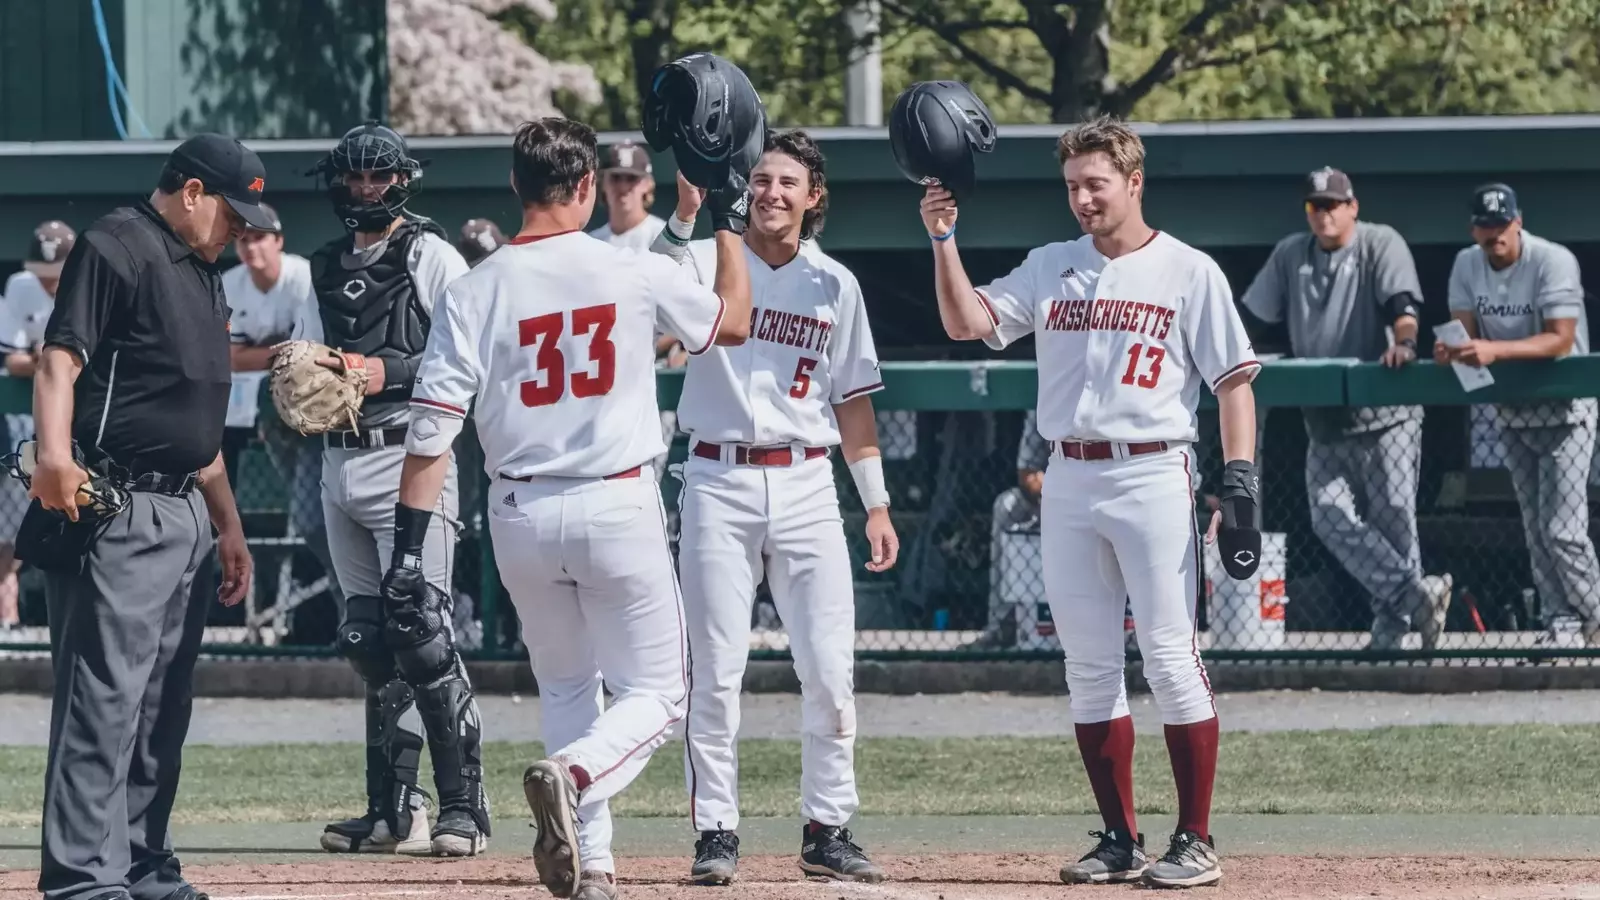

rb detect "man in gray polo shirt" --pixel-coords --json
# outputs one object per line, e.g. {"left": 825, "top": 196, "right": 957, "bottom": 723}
{"left": 1241, "top": 167, "right": 1453, "bottom": 651}
{"left": 1438, "top": 183, "right": 1600, "bottom": 648}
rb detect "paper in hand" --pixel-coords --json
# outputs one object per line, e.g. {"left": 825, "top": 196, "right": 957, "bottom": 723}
{"left": 1433, "top": 320, "right": 1494, "bottom": 392}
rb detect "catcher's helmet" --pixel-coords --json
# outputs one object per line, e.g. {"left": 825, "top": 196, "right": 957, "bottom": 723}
{"left": 642, "top": 52, "right": 767, "bottom": 191}
{"left": 888, "top": 81, "right": 997, "bottom": 202}
{"left": 310, "top": 122, "right": 426, "bottom": 233}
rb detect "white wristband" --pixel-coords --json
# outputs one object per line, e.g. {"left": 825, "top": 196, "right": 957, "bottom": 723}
{"left": 668, "top": 215, "right": 696, "bottom": 241}
{"left": 848, "top": 455, "right": 891, "bottom": 510}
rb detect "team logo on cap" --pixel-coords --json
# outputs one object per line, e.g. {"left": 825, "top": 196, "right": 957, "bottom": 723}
{"left": 1311, "top": 169, "right": 1331, "bottom": 192}
{"left": 249, "top": 177, "right": 264, "bottom": 192}
{"left": 38, "top": 239, "right": 62, "bottom": 262}
{"left": 1481, "top": 190, "right": 1503, "bottom": 212}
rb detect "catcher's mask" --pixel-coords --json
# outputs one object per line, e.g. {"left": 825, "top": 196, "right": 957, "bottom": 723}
{"left": 309, "top": 122, "right": 426, "bottom": 234}
{"left": 2, "top": 440, "right": 131, "bottom": 523}
{"left": 888, "top": 81, "right": 997, "bottom": 202}
{"left": 642, "top": 52, "right": 767, "bottom": 191}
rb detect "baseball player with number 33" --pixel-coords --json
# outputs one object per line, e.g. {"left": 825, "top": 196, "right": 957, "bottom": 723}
{"left": 919, "top": 115, "right": 1260, "bottom": 889}
{"left": 650, "top": 129, "right": 898, "bottom": 886}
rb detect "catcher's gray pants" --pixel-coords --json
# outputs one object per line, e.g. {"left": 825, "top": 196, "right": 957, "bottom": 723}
{"left": 39, "top": 491, "right": 212, "bottom": 900}
{"left": 1305, "top": 418, "right": 1425, "bottom": 634}
{"left": 321, "top": 445, "right": 460, "bottom": 597}
{"left": 1502, "top": 416, "right": 1600, "bottom": 626}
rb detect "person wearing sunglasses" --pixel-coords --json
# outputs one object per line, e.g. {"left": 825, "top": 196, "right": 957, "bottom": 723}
{"left": 1239, "top": 167, "right": 1453, "bottom": 653}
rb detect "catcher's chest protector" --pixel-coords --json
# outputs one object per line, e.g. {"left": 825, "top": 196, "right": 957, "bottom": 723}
{"left": 310, "top": 220, "right": 434, "bottom": 424}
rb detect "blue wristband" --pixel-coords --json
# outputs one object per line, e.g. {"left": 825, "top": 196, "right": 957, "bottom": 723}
{"left": 931, "top": 225, "right": 956, "bottom": 242}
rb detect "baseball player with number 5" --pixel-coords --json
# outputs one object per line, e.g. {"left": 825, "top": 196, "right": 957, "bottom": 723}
{"left": 650, "top": 129, "right": 899, "bottom": 885}
{"left": 917, "top": 113, "right": 1259, "bottom": 888}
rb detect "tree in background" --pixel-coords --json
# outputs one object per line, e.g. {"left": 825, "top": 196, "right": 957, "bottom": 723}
{"left": 503, "top": 0, "right": 1600, "bottom": 128}
{"left": 389, "top": 0, "right": 600, "bottom": 135}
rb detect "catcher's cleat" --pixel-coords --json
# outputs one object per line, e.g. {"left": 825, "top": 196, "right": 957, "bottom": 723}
{"left": 1142, "top": 830, "right": 1222, "bottom": 889}
{"left": 1060, "top": 829, "right": 1149, "bottom": 884}
{"left": 320, "top": 808, "right": 432, "bottom": 855}
{"left": 525, "top": 759, "right": 583, "bottom": 897}
{"left": 799, "top": 824, "right": 885, "bottom": 883}
{"left": 691, "top": 829, "right": 739, "bottom": 884}
{"left": 572, "top": 871, "right": 619, "bottom": 900}
{"left": 432, "top": 808, "right": 489, "bottom": 857}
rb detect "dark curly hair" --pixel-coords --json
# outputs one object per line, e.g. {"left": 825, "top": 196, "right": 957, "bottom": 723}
{"left": 763, "top": 129, "right": 828, "bottom": 240}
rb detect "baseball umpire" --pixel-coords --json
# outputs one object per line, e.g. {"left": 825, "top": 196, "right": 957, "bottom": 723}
{"left": 1239, "top": 167, "right": 1452, "bottom": 651}
{"left": 288, "top": 122, "right": 489, "bottom": 857}
{"left": 1439, "top": 183, "right": 1600, "bottom": 648}
{"left": 27, "top": 133, "right": 263, "bottom": 900}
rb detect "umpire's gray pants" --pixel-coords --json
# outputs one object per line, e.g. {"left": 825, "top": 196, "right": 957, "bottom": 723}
{"left": 1305, "top": 418, "right": 1424, "bottom": 633}
{"left": 39, "top": 491, "right": 212, "bottom": 900}
{"left": 321, "top": 445, "right": 460, "bottom": 598}
{"left": 1502, "top": 416, "right": 1600, "bottom": 626}
{"left": 987, "top": 487, "right": 1040, "bottom": 635}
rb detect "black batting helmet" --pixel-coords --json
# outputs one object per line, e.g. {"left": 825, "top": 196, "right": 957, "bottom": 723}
{"left": 310, "top": 121, "right": 426, "bottom": 233}
{"left": 888, "top": 81, "right": 997, "bottom": 202}
{"left": 642, "top": 52, "right": 767, "bottom": 192}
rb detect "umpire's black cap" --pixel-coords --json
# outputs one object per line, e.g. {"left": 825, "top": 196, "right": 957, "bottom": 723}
{"left": 1470, "top": 183, "right": 1520, "bottom": 227}
{"left": 165, "top": 133, "right": 280, "bottom": 233}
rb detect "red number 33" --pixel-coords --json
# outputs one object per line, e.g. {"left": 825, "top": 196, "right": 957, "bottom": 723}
{"left": 519, "top": 303, "right": 617, "bottom": 407}
{"left": 1120, "top": 342, "right": 1165, "bottom": 389}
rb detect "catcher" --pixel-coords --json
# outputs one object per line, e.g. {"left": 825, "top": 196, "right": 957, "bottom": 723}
{"left": 276, "top": 121, "right": 487, "bottom": 858}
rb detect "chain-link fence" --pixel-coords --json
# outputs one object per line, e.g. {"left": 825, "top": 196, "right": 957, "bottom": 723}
{"left": 4, "top": 360, "right": 1600, "bottom": 665}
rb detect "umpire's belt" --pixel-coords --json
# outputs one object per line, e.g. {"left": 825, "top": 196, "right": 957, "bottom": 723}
{"left": 97, "top": 467, "right": 196, "bottom": 497}
{"left": 1056, "top": 439, "right": 1169, "bottom": 461}
{"left": 692, "top": 440, "right": 828, "bottom": 467}
{"left": 325, "top": 427, "right": 410, "bottom": 451}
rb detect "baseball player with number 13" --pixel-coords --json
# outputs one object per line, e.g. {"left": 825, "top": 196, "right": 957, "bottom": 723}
{"left": 651, "top": 129, "right": 899, "bottom": 885}
{"left": 920, "top": 116, "right": 1260, "bottom": 889}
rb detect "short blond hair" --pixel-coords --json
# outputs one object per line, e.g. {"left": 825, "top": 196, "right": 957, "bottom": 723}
{"left": 1056, "top": 115, "right": 1145, "bottom": 177}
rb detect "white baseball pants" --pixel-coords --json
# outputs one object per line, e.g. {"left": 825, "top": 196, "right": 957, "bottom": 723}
{"left": 1043, "top": 443, "right": 1216, "bottom": 727}
{"left": 486, "top": 471, "right": 689, "bottom": 875}
{"left": 677, "top": 451, "right": 859, "bottom": 831}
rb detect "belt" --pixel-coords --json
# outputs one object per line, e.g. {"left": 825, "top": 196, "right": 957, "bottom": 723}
{"left": 325, "top": 427, "right": 410, "bottom": 451}
{"left": 501, "top": 466, "right": 642, "bottom": 483}
{"left": 692, "top": 441, "right": 828, "bottom": 467}
{"left": 102, "top": 469, "right": 197, "bottom": 497}
{"left": 1057, "top": 439, "right": 1170, "bottom": 461}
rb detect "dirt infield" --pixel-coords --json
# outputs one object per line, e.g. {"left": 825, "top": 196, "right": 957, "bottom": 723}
{"left": 5, "top": 855, "right": 1600, "bottom": 900}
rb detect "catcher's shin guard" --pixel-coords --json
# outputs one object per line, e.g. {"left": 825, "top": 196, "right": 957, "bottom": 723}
{"left": 416, "top": 667, "right": 492, "bottom": 853}
{"left": 338, "top": 595, "right": 397, "bottom": 684}
{"left": 321, "top": 681, "right": 430, "bottom": 854}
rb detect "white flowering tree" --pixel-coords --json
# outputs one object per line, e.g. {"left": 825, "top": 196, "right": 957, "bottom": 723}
{"left": 388, "top": 0, "right": 601, "bottom": 136}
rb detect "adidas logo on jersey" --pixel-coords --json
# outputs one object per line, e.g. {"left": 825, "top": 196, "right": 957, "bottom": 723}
{"left": 1060, "top": 267, "right": 1077, "bottom": 278}
{"left": 502, "top": 492, "right": 517, "bottom": 508}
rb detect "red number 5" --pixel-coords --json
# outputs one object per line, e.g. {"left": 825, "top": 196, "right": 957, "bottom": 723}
{"left": 519, "top": 303, "right": 617, "bottom": 408}
{"left": 1120, "top": 342, "right": 1165, "bottom": 389}
{"left": 790, "top": 357, "right": 818, "bottom": 398}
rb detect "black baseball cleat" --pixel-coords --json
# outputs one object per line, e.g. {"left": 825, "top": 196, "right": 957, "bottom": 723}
{"left": 690, "top": 829, "right": 740, "bottom": 884}
{"left": 1060, "top": 829, "right": 1149, "bottom": 884}
{"left": 1143, "top": 830, "right": 1223, "bottom": 888}
{"left": 799, "top": 824, "right": 885, "bottom": 883}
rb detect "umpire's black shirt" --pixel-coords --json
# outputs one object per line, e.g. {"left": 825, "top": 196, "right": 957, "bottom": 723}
{"left": 44, "top": 200, "right": 232, "bottom": 476}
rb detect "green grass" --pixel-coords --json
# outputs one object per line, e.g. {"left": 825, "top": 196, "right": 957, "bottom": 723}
{"left": 1, "top": 726, "right": 1596, "bottom": 828}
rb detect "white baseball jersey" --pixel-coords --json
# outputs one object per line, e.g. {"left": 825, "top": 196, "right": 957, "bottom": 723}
{"left": 590, "top": 214, "right": 667, "bottom": 254}
{"left": 0, "top": 271, "right": 55, "bottom": 356}
{"left": 223, "top": 254, "right": 312, "bottom": 427}
{"left": 410, "top": 231, "right": 727, "bottom": 479}
{"left": 670, "top": 239, "right": 883, "bottom": 446}
{"left": 978, "top": 231, "right": 1259, "bottom": 444}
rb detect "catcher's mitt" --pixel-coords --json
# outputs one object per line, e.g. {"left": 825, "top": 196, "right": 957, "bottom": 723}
{"left": 269, "top": 340, "right": 368, "bottom": 436}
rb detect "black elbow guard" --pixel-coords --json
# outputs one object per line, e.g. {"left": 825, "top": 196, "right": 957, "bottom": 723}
{"left": 1386, "top": 291, "right": 1419, "bottom": 323}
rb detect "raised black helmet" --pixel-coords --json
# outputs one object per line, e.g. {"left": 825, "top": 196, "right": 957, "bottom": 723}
{"left": 888, "top": 81, "right": 997, "bottom": 202}
{"left": 642, "top": 52, "right": 767, "bottom": 192}
{"left": 311, "top": 122, "right": 425, "bottom": 233}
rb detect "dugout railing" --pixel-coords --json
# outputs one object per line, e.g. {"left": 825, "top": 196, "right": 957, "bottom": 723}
{"left": 2, "top": 357, "right": 1600, "bottom": 665}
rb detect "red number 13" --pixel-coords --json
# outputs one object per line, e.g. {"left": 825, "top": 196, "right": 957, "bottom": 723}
{"left": 519, "top": 303, "right": 617, "bottom": 407}
{"left": 1120, "top": 342, "right": 1165, "bottom": 389}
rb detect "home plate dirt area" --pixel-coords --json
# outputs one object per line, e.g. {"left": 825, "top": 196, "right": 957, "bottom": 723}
{"left": 6, "top": 856, "right": 1600, "bottom": 900}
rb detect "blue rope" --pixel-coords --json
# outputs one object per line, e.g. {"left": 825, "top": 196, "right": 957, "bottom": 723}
{"left": 91, "top": 0, "right": 152, "bottom": 139}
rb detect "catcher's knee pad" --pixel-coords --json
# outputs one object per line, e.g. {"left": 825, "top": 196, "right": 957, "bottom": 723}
{"left": 415, "top": 673, "right": 491, "bottom": 836}
{"left": 387, "top": 582, "right": 456, "bottom": 687}
{"left": 378, "top": 679, "right": 427, "bottom": 836}
{"left": 339, "top": 595, "right": 397, "bottom": 684}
